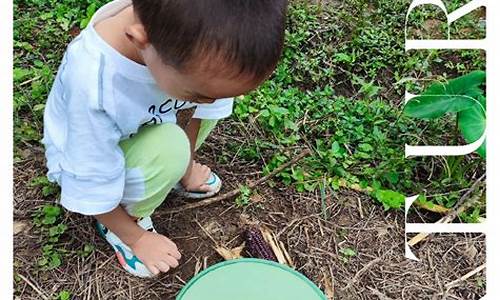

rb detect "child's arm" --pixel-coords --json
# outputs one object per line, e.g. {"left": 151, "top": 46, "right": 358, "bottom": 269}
{"left": 95, "top": 206, "right": 181, "bottom": 274}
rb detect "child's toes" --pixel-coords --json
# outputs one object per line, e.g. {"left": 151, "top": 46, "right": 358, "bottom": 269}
{"left": 198, "top": 184, "right": 212, "bottom": 192}
{"left": 146, "top": 263, "right": 160, "bottom": 276}
{"left": 156, "top": 261, "right": 171, "bottom": 273}
{"left": 165, "top": 256, "right": 179, "bottom": 268}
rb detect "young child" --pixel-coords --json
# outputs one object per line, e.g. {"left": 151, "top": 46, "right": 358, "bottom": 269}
{"left": 42, "top": 0, "right": 287, "bottom": 278}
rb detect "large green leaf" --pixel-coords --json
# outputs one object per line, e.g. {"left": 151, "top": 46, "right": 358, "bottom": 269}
{"left": 458, "top": 95, "right": 486, "bottom": 159}
{"left": 424, "top": 70, "right": 485, "bottom": 97}
{"left": 404, "top": 95, "right": 476, "bottom": 119}
{"left": 404, "top": 71, "right": 485, "bottom": 120}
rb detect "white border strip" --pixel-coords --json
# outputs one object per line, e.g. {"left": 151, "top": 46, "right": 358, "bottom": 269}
{"left": 1, "top": 0, "right": 14, "bottom": 298}
{"left": 487, "top": 0, "right": 500, "bottom": 299}
{"left": 407, "top": 223, "right": 486, "bottom": 233}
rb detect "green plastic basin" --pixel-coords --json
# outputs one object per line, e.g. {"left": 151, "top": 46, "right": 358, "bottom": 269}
{"left": 177, "top": 258, "right": 326, "bottom": 300}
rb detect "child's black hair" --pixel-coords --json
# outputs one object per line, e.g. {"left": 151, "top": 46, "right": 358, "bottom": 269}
{"left": 132, "top": 0, "right": 288, "bottom": 79}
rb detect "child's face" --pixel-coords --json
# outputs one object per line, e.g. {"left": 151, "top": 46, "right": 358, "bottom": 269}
{"left": 141, "top": 46, "right": 267, "bottom": 104}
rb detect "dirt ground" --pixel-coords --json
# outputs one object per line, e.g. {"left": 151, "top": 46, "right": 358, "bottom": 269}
{"left": 13, "top": 119, "right": 486, "bottom": 300}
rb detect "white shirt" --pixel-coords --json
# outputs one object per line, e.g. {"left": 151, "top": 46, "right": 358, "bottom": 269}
{"left": 42, "top": 0, "right": 233, "bottom": 215}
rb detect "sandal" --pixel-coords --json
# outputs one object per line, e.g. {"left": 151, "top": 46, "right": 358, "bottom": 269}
{"left": 173, "top": 171, "right": 222, "bottom": 199}
{"left": 96, "top": 217, "right": 156, "bottom": 278}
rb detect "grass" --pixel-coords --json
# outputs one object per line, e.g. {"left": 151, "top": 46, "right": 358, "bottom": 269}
{"left": 234, "top": 1, "right": 485, "bottom": 213}
{"left": 14, "top": 0, "right": 486, "bottom": 287}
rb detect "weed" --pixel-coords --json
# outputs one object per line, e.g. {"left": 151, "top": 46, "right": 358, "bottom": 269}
{"left": 30, "top": 176, "right": 59, "bottom": 197}
{"left": 77, "top": 244, "right": 95, "bottom": 258}
{"left": 32, "top": 204, "right": 68, "bottom": 270}
{"left": 339, "top": 247, "right": 357, "bottom": 263}
{"left": 57, "top": 290, "right": 71, "bottom": 300}
{"left": 459, "top": 207, "right": 481, "bottom": 223}
{"left": 235, "top": 185, "right": 252, "bottom": 207}
{"left": 232, "top": 1, "right": 485, "bottom": 213}
{"left": 374, "top": 189, "right": 406, "bottom": 211}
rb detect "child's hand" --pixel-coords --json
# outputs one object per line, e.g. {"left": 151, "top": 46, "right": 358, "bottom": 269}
{"left": 130, "top": 230, "right": 181, "bottom": 275}
{"left": 181, "top": 161, "right": 212, "bottom": 192}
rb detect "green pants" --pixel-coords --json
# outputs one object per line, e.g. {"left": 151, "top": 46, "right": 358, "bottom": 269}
{"left": 118, "top": 120, "right": 218, "bottom": 218}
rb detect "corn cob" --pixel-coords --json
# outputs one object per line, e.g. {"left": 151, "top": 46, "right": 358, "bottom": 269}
{"left": 244, "top": 226, "right": 278, "bottom": 262}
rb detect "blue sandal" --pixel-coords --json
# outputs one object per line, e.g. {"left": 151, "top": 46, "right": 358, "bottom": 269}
{"left": 96, "top": 217, "right": 156, "bottom": 278}
{"left": 173, "top": 171, "right": 222, "bottom": 199}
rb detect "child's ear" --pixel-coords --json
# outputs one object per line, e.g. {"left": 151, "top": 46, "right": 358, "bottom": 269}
{"left": 125, "top": 23, "right": 149, "bottom": 49}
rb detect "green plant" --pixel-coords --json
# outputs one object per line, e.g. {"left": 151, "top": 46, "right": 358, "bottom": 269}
{"left": 33, "top": 204, "right": 62, "bottom": 227}
{"left": 404, "top": 70, "right": 486, "bottom": 158}
{"left": 235, "top": 185, "right": 252, "bottom": 207}
{"left": 57, "top": 290, "right": 71, "bottom": 300}
{"left": 459, "top": 207, "right": 481, "bottom": 223}
{"left": 32, "top": 204, "right": 68, "bottom": 270}
{"left": 30, "top": 176, "right": 59, "bottom": 197}
{"left": 476, "top": 276, "right": 485, "bottom": 288}
{"left": 77, "top": 244, "right": 95, "bottom": 257}
{"left": 79, "top": 3, "right": 97, "bottom": 29}
{"left": 352, "top": 75, "right": 382, "bottom": 98}
{"left": 339, "top": 247, "right": 357, "bottom": 263}
{"left": 373, "top": 189, "right": 405, "bottom": 210}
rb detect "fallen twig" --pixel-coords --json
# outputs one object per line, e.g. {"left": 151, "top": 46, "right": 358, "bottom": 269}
{"left": 17, "top": 273, "right": 49, "bottom": 300}
{"left": 164, "top": 149, "right": 311, "bottom": 214}
{"left": 342, "top": 244, "right": 398, "bottom": 291}
{"left": 413, "top": 200, "right": 450, "bottom": 214}
{"left": 407, "top": 232, "right": 428, "bottom": 247}
{"left": 367, "top": 286, "right": 394, "bottom": 300}
{"left": 445, "top": 263, "right": 486, "bottom": 289}
{"left": 342, "top": 257, "right": 382, "bottom": 291}
{"left": 408, "top": 174, "right": 485, "bottom": 247}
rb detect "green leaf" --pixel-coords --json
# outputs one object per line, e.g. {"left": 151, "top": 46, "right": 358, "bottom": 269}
{"left": 404, "top": 95, "right": 476, "bottom": 119}
{"left": 374, "top": 189, "right": 405, "bottom": 210}
{"left": 42, "top": 244, "right": 53, "bottom": 253}
{"left": 334, "top": 53, "right": 353, "bottom": 63}
{"left": 33, "top": 103, "right": 45, "bottom": 111}
{"left": 37, "top": 257, "right": 48, "bottom": 266}
{"left": 360, "top": 83, "right": 381, "bottom": 98}
{"left": 386, "top": 172, "right": 399, "bottom": 184}
{"left": 356, "top": 152, "right": 371, "bottom": 159}
{"left": 50, "top": 224, "right": 67, "bottom": 236}
{"left": 339, "top": 247, "right": 357, "bottom": 257}
{"left": 284, "top": 119, "right": 299, "bottom": 131}
{"left": 458, "top": 95, "right": 486, "bottom": 158}
{"left": 13, "top": 68, "right": 32, "bottom": 82}
{"left": 404, "top": 71, "right": 485, "bottom": 119}
{"left": 43, "top": 205, "right": 61, "bottom": 217}
{"left": 58, "top": 291, "right": 71, "bottom": 300}
{"left": 358, "top": 143, "right": 373, "bottom": 152}
{"left": 42, "top": 216, "right": 57, "bottom": 225}
{"left": 425, "top": 71, "right": 485, "bottom": 97}
{"left": 270, "top": 105, "right": 289, "bottom": 116}
{"left": 83, "top": 244, "right": 94, "bottom": 254}
{"left": 49, "top": 253, "right": 62, "bottom": 268}
{"left": 331, "top": 141, "right": 342, "bottom": 156}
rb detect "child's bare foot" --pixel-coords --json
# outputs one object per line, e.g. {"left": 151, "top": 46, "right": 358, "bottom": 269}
{"left": 176, "top": 161, "right": 222, "bottom": 198}
{"left": 130, "top": 231, "right": 181, "bottom": 275}
{"left": 96, "top": 217, "right": 180, "bottom": 277}
{"left": 181, "top": 161, "right": 212, "bottom": 192}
